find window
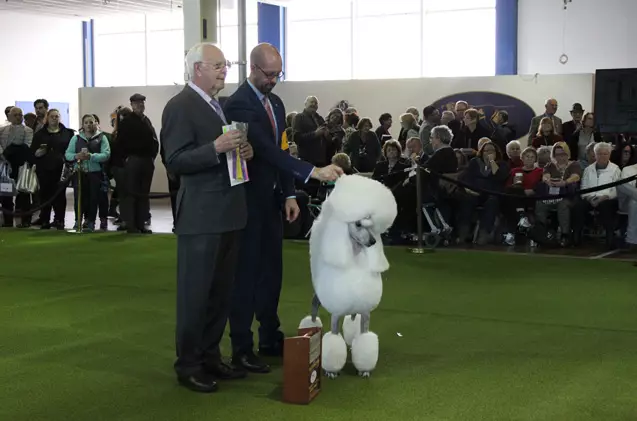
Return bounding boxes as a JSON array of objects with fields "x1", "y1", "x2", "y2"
[
  {"x1": 147, "y1": 30, "x2": 186, "y2": 85},
  {"x1": 422, "y1": 8, "x2": 496, "y2": 77},
  {"x1": 355, "y1": 0, "x2": 421, "y2": 17},
  {"x1": 287, "y1": 0, "x2": 352, "y2": 21},
  {"x1": 94, "y1": 33, "x2": 146, "y2": 87},
  {"x1": 218, "y1": 24, "x2": 259, "y2": 83},
  {"x1": 286, "y1": 18, "x2": 353, "y2": 81},
  {"x1": 353, "y1": 14, "x2": 422, "y2": 79}
]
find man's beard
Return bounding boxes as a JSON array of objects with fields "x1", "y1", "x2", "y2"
[{"x1": 262, "y1": 82, "x2": 276, "y2": 93}]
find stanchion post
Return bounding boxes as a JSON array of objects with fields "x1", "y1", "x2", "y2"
[
  {"x1": 76, "y1": 164, "x2": 82, "y2": 234},
  {"x1": 409, "y1": 165, "x2": 431, "y2": 255}
]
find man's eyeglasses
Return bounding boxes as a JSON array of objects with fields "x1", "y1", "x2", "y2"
[
  {"x1": 255, "y1": 64, "x2": 284, "y2": 80},
  {"x1": 198, "y1": 60, "x2": 232, "y2": 71}
]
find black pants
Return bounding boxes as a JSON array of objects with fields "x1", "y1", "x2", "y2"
[
  {"x1": 98, "y1": 174, "x2": 109, "y2": 220},
  {"x1": 1, "y1": 192, "x2": 31, "y2": 227},
  {"x1": 112, "y1": 166, "x2": 127, "y2": 225},
  {"x1": 175, "y1": 230, "x2": 241, "y2": 377},
  {"x1": 73, "y1": 172, "x2": 102, "y2": 226},
  {"x1": 37, "y1": 169, "x2": 67, "y2": 225},
  {"x1": 573, "y1": 198, "x2": 618, "y2": 245},
  {"x1": 167, "y1": 172, "x2": 181, "y2": 225},
  {"x1": 458, "y1": 194, "x2": 500, "y2": 235},
  {"x1": 123, "y1": 156, "x2": 154, "y2": 230},
  {"x1": 230, "y1": 194, "x2": 284, "y2": 355}
]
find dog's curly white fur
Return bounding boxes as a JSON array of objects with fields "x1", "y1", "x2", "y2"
[{"x1": 298, "y1": 175, "x2": 397, "y2": 378}]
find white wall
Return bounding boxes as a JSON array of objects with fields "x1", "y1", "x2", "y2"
[
  {"x1": 80, "y1": 73, "x2": 593, "y2": 193},
  {"x1": 0, "y1": 11, "x2": 83, "y2": 128},
  {"x1": 518, "y1": 0, "x2": 637, "y2": 75}
]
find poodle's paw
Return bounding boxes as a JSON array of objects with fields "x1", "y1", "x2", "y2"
[
  {"x1": 342, "y1": 314, "x2": 361, "y2": 347},
  {"x1": 358, "y1": 371, "x2": 371, "y2": 378},
  {"x1": 321, "y1": 332, "x2": 347, "y2": 375},
  {"x1": 324, "y1": 370, "x2": 339, "y2": 379},
  {"x1": 299, "y1": 315, "x2": 323, "y2": 329},
  {"x1": 351, "y1": 332, "x2": 379, "y2": 374}
]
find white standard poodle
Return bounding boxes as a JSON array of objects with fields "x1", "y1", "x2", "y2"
[{"x1": 299, "y1": 174, "x2": 397, "y2": 378}]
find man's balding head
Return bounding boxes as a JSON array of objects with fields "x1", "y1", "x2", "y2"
[{"x1": 249, "y1": 43, "x2": 283, "y2": 95}]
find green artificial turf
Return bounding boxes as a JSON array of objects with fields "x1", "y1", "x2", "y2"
[{"x1": 2, "y1": 230, "x2": 637, "y2": 421}]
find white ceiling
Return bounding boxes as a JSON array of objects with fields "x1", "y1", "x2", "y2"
[
  {"x1": 0, "y1": 0, "x2": 296, "y2": 19},
  {"x1": 0, "y1": 0, "x2": 183, "y2": 18}
]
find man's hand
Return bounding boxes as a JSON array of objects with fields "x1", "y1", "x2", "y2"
[
  {"x1": 35, "y1": 146, "x2": 47, "y2": 158},
  {"x1": 239, "y1": 142, "x2": 254, "y2": 161},
  {"x1": 311, "y1": 164, "x2": 343, "y2": 182},
  {"x1": 214, "y1": 130, "x2": 243, "y2": 154},
  {"x1": 285, "y1": 198, "x2": 300, "y2": 223},
  {"x1": 315, "y1": 126, "x2": 329, "y2": 137}
]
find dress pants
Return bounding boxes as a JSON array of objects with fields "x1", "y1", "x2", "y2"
[
  {"x1": 37, "y1": 168, "x2": 67, "y2": 225},
  {"x1": 230, "y1": 193, "x2": 284, "y2": 355},
  {"x1": 1, "y1": 192, "x2": 31, "y2": 227},
  {"x1": 167, "y1": 173, "x2": 181, "y2": 226},
  {"x1": 175, "y1": 231, "x2": 241, "y2": 377},
  {"x1": 123, "y1": 156, "x2": 154, "y2": 230},
  {"x1": 112, "y1": 166, "x2": 127, "y2": 224}
]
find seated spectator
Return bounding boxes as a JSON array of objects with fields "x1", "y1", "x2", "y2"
[
  {"x1": 397, "y1": 107, "x2": 419, "y2": 148},
  {"x1": 457, "y1": 141, "x2": 510, "y2": 244},
  {"x1": 399, "y1": 112, "x2": 420, "y2": 142},
  {"x1": 503, "y1": 147, "x2": 544, "y2": 246},
  {"x1": 568, "y1": 112, "x2": 602, "y2": 161},
  {"x1": 451, "y1": 108, "x2": 491, "y2": 152},
  {"x1": 404, "y1": 136, "x2": 427, "y2": 166},
  {"x1": 372, "y1": 139, "x2": 410, "y2": 188},
  {"x1": 331, "y1": 152, "x2": 357, "y2": 175},
  {"x1": 342, "y1": 112, "x2": 359, "y2": 146},
  {"x1": 531, "y1": 117, "x2": 562, "y2": 148},
  {"x1": 579, "y1": 141, "x2": 596, "y2": 170},
  {"x1": 578, "y1": 142, "x2": 621, "y2": 249},
  {"x1": 611, "y1": 141, "x2": 636, "y2": 170},
  {"x1": 325, "y1": 108, "x2": 345, "y2": 157},
  {"x1": 505, "y1": 140, "x2": 522, "y2": 168},
  {"x1": 374, "y1": 113, "x2": 392, "y2": 146},
  {"x1": 441, "y1": 110, "x2": 455, "y2": 126},
  {"x1": 491, "y1": 110, "x2": 517, "y2": 152},
  {"x1": 537, "y1": 146, "x2": 553, "y2": 168},
  {"x1": 343, "y1": 117, "x2": 381, "y2": 173},
  {"x1": 618, "y1": 160, "x2": 637, "y2": 250},
  {"x1": 534, "y1": 142, "x2": 581, "y2": 246}
]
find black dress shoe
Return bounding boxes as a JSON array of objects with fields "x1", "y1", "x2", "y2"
[
  {"x1": 205, "y1": 362, "x2": 247, "y2": 380},
  {"x1": 140, "y1": 228, "x2": 153, "y2": 234},
  {"x1": 231, "y1": 352, "x2": 271, "y2": 374},
  {"x1": 177, "y1": 372, "x2": 218, "y2": 393},
  {"x1": 258, "y1": 343, "x2": 284, "y2": 357}
]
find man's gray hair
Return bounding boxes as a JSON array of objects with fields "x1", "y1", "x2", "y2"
[
  {"x1": 593, "y1": 141, "x2": 612, "y2": 155},
  {"x1": 185, "y1": 42, "x2": 217, "y2": 80},
  {"x1": 431, "y1": 125, "x2": 453, "y2": 145},
  {"x1": 506, "y1": 140, "x2": 520, "y2": 153}
]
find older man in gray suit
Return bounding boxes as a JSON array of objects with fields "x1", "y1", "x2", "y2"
[
  {"x1": 160, "y1": 43, "x2": 254, "y2": 393},
  {"x1": 528, "y1": 98, "x2": 563, "y2": 139}
]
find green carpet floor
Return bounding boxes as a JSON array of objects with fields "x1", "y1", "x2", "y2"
[{"x1": 2, "y1": 230, "x2": 637, "y2": 421}]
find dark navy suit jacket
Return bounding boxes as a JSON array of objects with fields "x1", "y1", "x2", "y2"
[{"x1": 224, "y1": 81, "x2": 314, "y2": 200}]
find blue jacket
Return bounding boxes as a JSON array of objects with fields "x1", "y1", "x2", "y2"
[{"x1": 65, "y1": 131, "x2": 110, "y2": 173}]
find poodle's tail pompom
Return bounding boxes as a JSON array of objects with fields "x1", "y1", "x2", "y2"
[
  {"x1": 322, "y1": 332, "x2": 347, "y2": 374},
  {"x1": 342, "y1": 314, "x2": 361, "y2": 346},
  {"x1": 351, "y1": 332, "x2": 379, "y2": 374},
  {"x1": 299, "y1": 315, "x2": 323, "y2": 329}
]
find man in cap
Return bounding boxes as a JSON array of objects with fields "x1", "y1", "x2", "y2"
[
  {"x1": 117, "y1": 93, "x2": 159, "y2": 233},
  {"x1": 562, "y1": 102, "x2": 584, "y2": 142}
]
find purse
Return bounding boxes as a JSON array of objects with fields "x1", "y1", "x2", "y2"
[
  {"x1": 16, "y1": 163, "x2": 39, "y2": 194},
  {"x1": 0, "y1": 161, "x2": 17, "y2": 197}
]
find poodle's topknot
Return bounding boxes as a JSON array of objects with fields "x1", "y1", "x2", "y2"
[{"x1": 323, "y1": 175, "x2": 397, "y2": 235}]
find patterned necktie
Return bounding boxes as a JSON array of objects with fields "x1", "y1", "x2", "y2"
[
  {"x1": 263, "y1": 97, "x2": 277, "y2": 141},
  {"x1": 210, "y1": 99, "x2": 227, "y2": 125}
]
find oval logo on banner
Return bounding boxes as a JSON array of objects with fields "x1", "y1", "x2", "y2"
[{"x1": 431, "y1": 92, "x2": 536, "y2": 137}]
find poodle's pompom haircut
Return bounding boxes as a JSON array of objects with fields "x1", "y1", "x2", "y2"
[{"x1": 325, "y1": 175, "x2": 397, "y2": 234}]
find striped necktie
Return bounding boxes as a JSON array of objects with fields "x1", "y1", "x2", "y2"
[{"x1": 210, "y1": 99, "x2": 227, "y2": 125}]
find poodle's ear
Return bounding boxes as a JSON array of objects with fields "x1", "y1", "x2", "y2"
[
  {"x1": 364, "y1": 234, "x2": 390, "y2": 273},
  {"x1": 319, "y1": 218, "x2": 353, "y2": 269}
]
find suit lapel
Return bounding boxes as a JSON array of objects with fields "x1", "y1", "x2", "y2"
[
  {"x1": 242, "y1": 82, "x2": 280, "y2": 145},
  {"x1": 184, "y1": 85, "x2": 225, "y2": 127}
]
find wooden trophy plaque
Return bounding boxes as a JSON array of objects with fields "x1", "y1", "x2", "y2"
[{"x1": 282, "y1": 327, "x2": 322, "y2": 405}]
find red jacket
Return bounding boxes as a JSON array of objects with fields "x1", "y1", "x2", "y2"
[{"x1": 507, "y1": 167, "x2": 544, "y2": 189}]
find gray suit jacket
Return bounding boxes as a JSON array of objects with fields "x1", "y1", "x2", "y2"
[
  {"x1": 160, "y1": 85, "x2": 247, "y2": 235},
  {"x1": 528, "y1": 114, "x2": 563, "y2": 138}
]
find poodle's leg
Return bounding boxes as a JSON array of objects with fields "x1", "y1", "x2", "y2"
[
  {"x1": 298, "y1": 293, "x2": 323, "y2": 329},
  {"x1": 351, "y1": 312, "x2": 378, "y2": 378},
  {"x1": 342, "y1": 314, "x2": 361, "y2": 347},
  {"x1": 322, "y1": 314, "x2": 347, "y2": 379}
]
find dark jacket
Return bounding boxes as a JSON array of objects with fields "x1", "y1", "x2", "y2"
[
  {"x1": 292, "y1": 110, "x2": 329, "y2": 166},
  {"x1": 118, "y1": 113, "x2": 159, "y2": 159},
  {"x1": 372, "y1": 158, "x2": 410, "y2": 188},
  {"x1": 460, "y1": 157, "x2": 510, "y2": 193},
  {"x1": 344, "y1": 130, "x2": 381, "y2": 173},
  {"x1": 30, "y1": 124, "x2": 74, "y2": 172}
]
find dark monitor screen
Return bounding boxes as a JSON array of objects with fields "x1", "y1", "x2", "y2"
[{"x1": 594, "y1": 68, "x2": 637, "y2": 134}]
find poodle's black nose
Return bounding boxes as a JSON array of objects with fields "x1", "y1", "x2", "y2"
[{"x1": 367, "y1": 236, "x2": 376, "y2": 247}]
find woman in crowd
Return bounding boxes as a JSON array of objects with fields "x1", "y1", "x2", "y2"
[
  {"x1": 31, "y1": 109, "x2": 74, "y2": 230},
  {"x1": 108, "y1": 107, "x2": 132, "y2": 230},
  {"x1": 534, "y1": 142, "x2": 581, "y2": 247},
  {"x1": 454, "y1": 148, "x2": 468, "y2": 171},
  {"x1": 502, "y1": 147, "x2": 544, "y2": 246},
  {"x1": 505, "y1": 140, "x2": 522, "y2": 168},
  {"x1": 457, "y1": 141, "x2": 510, "y2": 245},
  {"x1": 531, "y1": 117, "x2": 562, "y2": 148},
  {"x1": 536, "y1": 145, "x2": 553, "y2": 168},
  {"x1": 611, "y1": 141, "x2": 636, "y2": 170},
  {"x1": 568, "y1": 112, "x2": 602, "y2": 161},
  {"x1": 324, "y1": 108, "x2": 345, "y2": 159},
  {"x1": 64, "y1": 114, "x2": 111, "y2": 232},
  {"x1": 343, "y1": 117, "x2": 381, "y2": 173}
]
